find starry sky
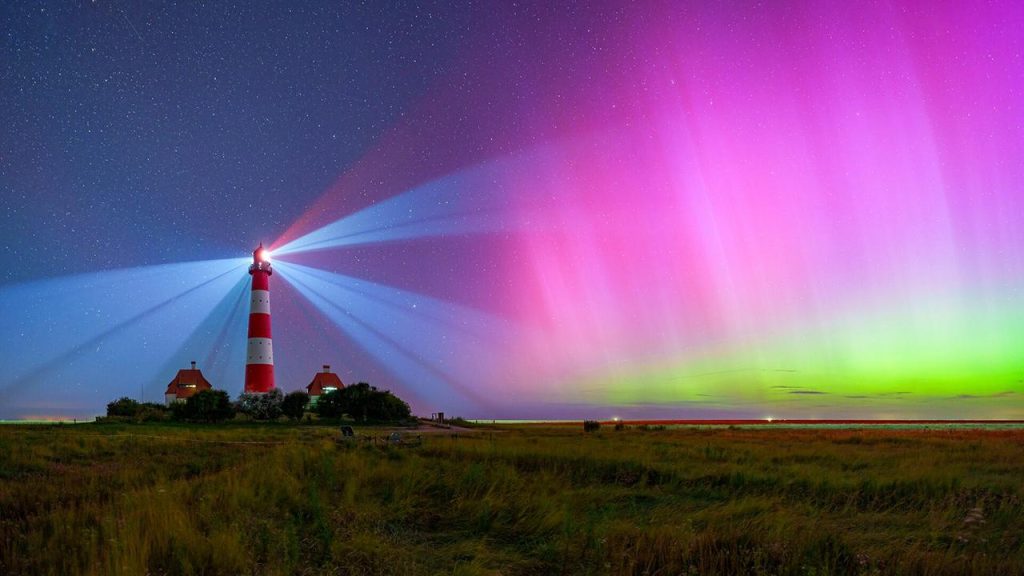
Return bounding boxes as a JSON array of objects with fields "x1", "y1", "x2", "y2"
[
  {"x1": 2, "y1": 1, "x2": 1023, "y2": 420},
  {"x1": 3, "y1": 1, "x2": 471, "y2": 279}
]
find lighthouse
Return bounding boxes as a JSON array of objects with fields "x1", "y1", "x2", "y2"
[{"x1": 245, "y1": 243, "x2": 275, "y2": 393}]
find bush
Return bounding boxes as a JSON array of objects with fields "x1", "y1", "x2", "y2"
[
  {"x1": 583, "y1": 420, "x2": 601, "y2": 432},
  {"x1": 105, "y1": 398, "x2": 168, "y2": 422},
  {"x1": 447, "y1": 417, "x2": 477, "y2": 427},
  {"x1": 106, "y1": 397, "x2": 140, "y2": 417},
  {"x1": 173, "y1": 390, "x2": 233, "y2": 423},
  {"x1": 236, "y1": 389, "x2": 284, "y2": 420},
  {"x1": 134, "y1": 403, "x2": 170, "y2": 422},
  {"x1": 315, "y1": 388, "x2": 346, "y2": 419},
  {"x1": 281, "y1": 391, "x2": 309, "y2": 421},
  {"x1": 315, "y1": 382, "x2": 411, "y2": 422}
]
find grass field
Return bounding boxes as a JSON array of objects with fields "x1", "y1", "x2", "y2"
[{"x1": 1, "y1": 423, "x2": 1023, "y2": 575}]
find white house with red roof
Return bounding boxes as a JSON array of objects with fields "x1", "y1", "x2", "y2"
[
  {"x1": 164, "y1": 361, "x2": 212, "y2": 405},
  {"x1": 306, "y1": 365, "x2": 344, "y2": 406}
]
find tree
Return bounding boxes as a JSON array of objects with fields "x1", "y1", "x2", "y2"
[
  {"x1": 368, "y1": 388, "x2": 411, "y2": 421},
  {"x1": 107, "y1": 397, "x2": 140, "y2": 417},
  {"x1": 315, "y1": 389, "x2": 345, "y2": 419},
  {"x1": 236, "y1": 389, "x2": 284, "y2": 420},
  {"x1": 175, "y1": 390, "x2": 233, "y2": 423},
  {"x1": 315, "y1": 382, "x2": 411, "y2": 422},
  {"x1": 281, "y1": 391, "x2": 309, "y2": 421},
  {"x1": 341, "y1": 382, "x2": 374, "y2": 421}
]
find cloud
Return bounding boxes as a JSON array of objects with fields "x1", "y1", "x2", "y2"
[{"x1": 954, "y1": 391, "x2": 1017, "y2": 400}]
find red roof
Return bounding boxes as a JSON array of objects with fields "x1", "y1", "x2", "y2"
[
  {"x1": 307, "y1": 370, "x2": 344, "y2": 396},
  {"x1": 164, "y1": 368, "x2": 212, "y2": 399}
]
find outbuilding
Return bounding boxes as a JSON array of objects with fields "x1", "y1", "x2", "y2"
[
  {"x1": 164, "y1": 361, "x2": 212, "y2": 405},
  {"x1": 307, "y1": 364, "x2": 344, "y2": 406}
]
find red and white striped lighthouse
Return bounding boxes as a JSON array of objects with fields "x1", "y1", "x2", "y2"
[{"x1": 244, "y1": 243, "x2": 275, "y2": 393}]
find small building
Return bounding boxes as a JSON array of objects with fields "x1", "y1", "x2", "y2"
[
  {"x1": 164, "y1": 361, "x2": 212, "y2": 405},
  {"x1": 306, "y1": 365, "x2": 344, "y2": 406}
]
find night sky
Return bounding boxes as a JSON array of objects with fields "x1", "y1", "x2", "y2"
[
  {"x1": 3, "y1": 1, "x2": 471, "y2": 279},
  {"x1": 2, "y1": 1, "x2": 1023, "y2": 420}
]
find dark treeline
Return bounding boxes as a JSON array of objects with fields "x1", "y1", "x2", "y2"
[{"x1": 104, "y1": 383, "x2": 411, "y2": 424}]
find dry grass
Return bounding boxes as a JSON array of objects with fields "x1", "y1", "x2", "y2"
[{"x1": 1, "y1": 423, "x2": 1022, "y2": 575}]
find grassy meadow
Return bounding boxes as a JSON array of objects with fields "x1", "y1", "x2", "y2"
[{"x1": 1, "y1": 422, "x2": 1023, "y2": 575}]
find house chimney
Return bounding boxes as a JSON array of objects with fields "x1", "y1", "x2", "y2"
[
  {"x1": 191, "y1": 360, "x2": 197, "y2": 370},
  {"x1": 323, "y1": 364, "x2": 330, "y2": 373}
]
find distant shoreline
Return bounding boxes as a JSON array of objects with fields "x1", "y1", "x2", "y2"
[
  {"x1": 472, "y1": 419, "x2": 1024, "y2": 427},
  {"x1": 0, "y1": 418, "x2": 96, "y2": 425}
]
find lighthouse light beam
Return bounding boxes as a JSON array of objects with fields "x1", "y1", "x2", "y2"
[
  {"x1": 0, "y1": 258, "x2": 249, "y2": 419},
  {"x1": 274, "y1": 261, "x2": 513, "y2": 412},
  {"x1": 271, "y1": 156, "x2": 529, "y2": 257}
]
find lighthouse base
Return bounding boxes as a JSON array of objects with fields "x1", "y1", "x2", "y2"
[{"x1": 244, "y1": 364, "x2": 275, "y2": 393}]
